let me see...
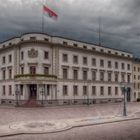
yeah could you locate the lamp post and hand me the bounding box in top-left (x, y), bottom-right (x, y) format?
top-left (41, 87), bottom-right (44, 106)
top-left (120, 83), bottom-right (128, 116)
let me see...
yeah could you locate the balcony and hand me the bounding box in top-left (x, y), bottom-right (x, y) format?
top-left (14, 74), bottom-right (57, 83)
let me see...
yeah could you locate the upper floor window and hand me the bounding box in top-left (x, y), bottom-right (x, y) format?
top-left (21, 51), bottom-right (24, 60)
top-left (108, 61), bottom-right (112, 68)
top-left (44, 51), bottom-right (49, 59)
top-left (115, 87), bottom-right (118, 95)
top-left (62, 54), bottom-right (68, 62)
top-left (100, 86), bottom-right (104, 96)
top-left (30, 66), bottom-right (36, 74)
top-left (2, 69), bottom-right (6, 80)
top-left (2, 56), bottom-right (5, 64)
top-left (73, 69), bottom-right (78, 80)
top-left (73, 85), bottom-right (78, 96)
top-left (108, 87), bottom-right (111, 95)
top-left (134, 66), bottom-right (136, 71)
top-left (121, 63), bottom-right (125, 70)
top-left (9, 69), bottom-right (12, 79)
top-left (83, 57), bottom-right (87, 65)
top-left (100, 71), bottom-right (104, 81)
top-left (92, 86), bottom-right (96, 96)
top-left (92, 71), bottom-right (96, 81)
top-left (83, 70), bottom-right (88, 80)
top-left (21, 67), bottom-right (24, 74)
top-left (121, 73), bottom-right (125, 82)
top-left (73, 55), bottom-right (78, 64)
top-left (2, 85), bottom-right (5, 96)
top-left (127, 74), bottom-right (131, 83)
top-left (115, 73), bottom-right (118, 82)
top-left (63, 85), bottom-right (68, 96)
top-left (127, 64), bottom-right (130, 70)
top-left (83, 86), bottom-right (87, 96)
top-left (9, 85), bottom-right (12, 96)
top-left (108, 72), bottom-right (112, 82)
top-left (44, 67), bottom-right (49, 75)
top-left (9, 54), bottom-right (12, 63)
top-left (100, 59), bottom-right (104, 67)
top-left (115, 62), bottom-right (118, 69)
top-left (92, 58), bottom-right (96, 66)
top-left (63, 68), bottom-right (68, 79)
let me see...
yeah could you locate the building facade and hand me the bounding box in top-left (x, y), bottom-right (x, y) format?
top-left (0, 33), bottom-right (136, 106)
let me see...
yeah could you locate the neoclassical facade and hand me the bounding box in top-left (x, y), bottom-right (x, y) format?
top-left (0, 33), bottom-right (137, 106)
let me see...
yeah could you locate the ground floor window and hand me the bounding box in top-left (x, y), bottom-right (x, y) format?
top-left (83, 86), bottom-right (87, 96)
top-left (9, 85), bottom-right (12, 96)
top-left (2, 85), bottom-right (5, 96)
top-left (73, 85), bottom-right (78, 96)
top-left (63, 85), bottom-right (68, 96)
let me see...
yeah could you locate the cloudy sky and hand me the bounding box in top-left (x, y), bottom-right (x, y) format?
top-left (0, 0), bottom-right (140, 56)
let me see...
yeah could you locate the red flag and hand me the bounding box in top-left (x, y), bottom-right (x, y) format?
top-left (43, 5), bottom-right (58, 19)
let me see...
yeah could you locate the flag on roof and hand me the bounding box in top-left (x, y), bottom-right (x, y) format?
top-left (43, 5), bottom-right (58, 19)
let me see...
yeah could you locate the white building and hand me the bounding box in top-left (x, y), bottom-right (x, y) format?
top-left (0, 33), bottom-right (135, 106)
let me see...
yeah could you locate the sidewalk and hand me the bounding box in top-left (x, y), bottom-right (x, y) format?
top-left (0, 114), bottom-right (140, 137)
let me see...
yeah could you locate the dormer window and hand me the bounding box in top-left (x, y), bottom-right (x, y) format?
top-left (83, 45), bottom-right (87, 49)
top-left (121, 54), bottom-right (125, 56)
top-left (63, 41), bottom-right (68, 45)
top-left (44, 38), bottom-right (49, 42)
top-left (9, 43), bottom-right (12, 46)
top-left (115, 52), bottom-right (118, 55)
top-left (30, 37), bottom-right (36, 40)
top-left (92, 47), bottom-right (95, 50)
top-left (21, 39), bottom-right (24, 41)
top-left (108, 51), bottom-right (111, 54)
top-left (100, 49), bottom-right (104, 52)
top-left (73, 43), bottom-right (78, 47)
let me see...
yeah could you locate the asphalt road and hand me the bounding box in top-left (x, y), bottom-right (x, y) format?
top-left (1, 119), bottom-right (140, 140)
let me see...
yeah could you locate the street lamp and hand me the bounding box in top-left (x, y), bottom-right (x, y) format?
top-left (120, 83), bottom-right (128, 116)
top-left (40, 87), bottom-right (44, 106)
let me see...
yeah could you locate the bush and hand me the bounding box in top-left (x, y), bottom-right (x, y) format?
top-left (137, 98), bottom-right (140, 102)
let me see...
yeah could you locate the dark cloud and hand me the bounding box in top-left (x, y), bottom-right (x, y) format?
top-left (0, 0), bottom-right (140, 56)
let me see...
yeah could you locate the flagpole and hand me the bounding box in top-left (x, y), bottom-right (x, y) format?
top-left (42, 0), bottom-right (45, 33)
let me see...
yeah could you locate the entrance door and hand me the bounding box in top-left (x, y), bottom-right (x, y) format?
top-left (29, 85), bottom-right (37, 99)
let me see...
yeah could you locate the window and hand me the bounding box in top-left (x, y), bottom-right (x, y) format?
top-left (92, 58), bottom-right (96, 66)
top-left (138, 67), bottom-right (140, 72)
top-left (63, 54), bottom-right (68, 62)
top-left (121, 63), bottom-right (125, 70)
top-left (100, 49), bottom-right (104, 52)
top-left (92, 71), bottom-right (96, 81)
top-left (21, 67), bottom-right (24, 74)
top-left (63, 85), bottom-right (68, 96)
top-left (30, 66), bottom-right (36, 74)
top-left (115, 73), bottom-right (118, 82)
top-left (44, 51), bottom-right (49, 59)
top-left (63, 68), bottom-right (68, 79)
top-left (108, 61), bottom-right (112, 68)
top-left (83, 70), bottom-right (88, 80)
top-left (73, 43), bottom-right (78, 47)
top-left (9, 54), bottom-right (12, 63)
top-left (20, 85), bottom-right (23, 96)
top-left (2, 69), bottom-right (6, 80)
top-left (44, 67), bottom-right (49, 75)
top-left (9, 85), bottom-right (12, 96)
top-left (73, 69), bottom-right (78, 80)
top-left (92, 86), bottom-right (96, 96)
top-left (47, 85), bottom-right (50, 96)
top-left (73, 85), bottom-right (78, 96)
top-left (108, 51), bottom-right (111, 54)
top-left (115, 87), bottom-right (118, 95)
top-left (127, 74), bottom-right (131, 83)
top-left (100, 71), bottom-right (104, 81)
top-left (9, 69), bottom-right (12, 79)
top-left (2, 56), bottom-right (5, 64)
top-left (2, 86), bottom-right (5, 96)
top-left (134, 66), bottom-right (136, 71)
top-left (83, 86), bottom-right (87, 96)
top-left (121, 73), bottom-right (125, 82)
top-left (21, 51), bottom-right (24, 60)
top-left (100, 59), bottom-right (104, 67)
top-left (73, 55), bottom-right (78, 64)
top-left (100, 86), bottom-right (104, 96)
top-left (30, 37), bottom-right (36, 40)
top-left (115, 62), bottom-right (118, 69)
top-left (44, 38), bottom-right (49, 41)
top-left (127, 64), bottom-right (130, 70)
top-left (63, 41), bottom-right (68, 45)
top-left (83, 57), bottom-right (87, 65)
top-left (83, 45), bottom-right (87, 49)
top-left (108, 87), bottom-right (111, 95)
top-left (108, 72), bottom-right (112, 82)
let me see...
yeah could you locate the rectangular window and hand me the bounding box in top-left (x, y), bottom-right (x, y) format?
top-left (83, 57), bottom-right (87, 65)
top-left (100, 59), bottom-right (104, 67)
top-left (20, 85), bottom-right (23, 96)
top-left (121, 73), bottom-right (125, 82)
top-left (2, 69), bottom-right (6, 80)
top-left (127, 64), bottom-right (130, 70)
top-left (108, 61), bottom-right (112, 68)
top-left (3, 85), bottom-right (5, 96)
top-left (121, 63), bottom-right (125, 70)
top-left (115, 73), bottom-right (118, 82)
top-left (30, 66), bottom-right (36, 74)
top-left (9, 85), bottom-right (12, 95)
top-left (63, 68), bottom-right (68, 79)
top-left (44, 67), bottom-right (49, 75)
top-left (127, 74), bottom-right (131, 83)
top-left (100, 86), bottom-right (104, 96)
top-left (73, 69), bottom-right (78, 80)
top-left (21, 67), bottom-right (24, 74)
top-left (73, 85), bottom-right (78, 96)
top-left (92, 58), bottom-right (96, 66)
top-left (92, 71), bottom-right (96, 81)
top-left (63, 54), bottom-right (68, 62)
top-left (9, 54), bottom-right (12, 63)
top-left (115, 87), bottom-right (118, 95)
top-left (92, 86), bottom-right (96, 96)
top-left (83, 70), bottom-right (88, 80)
top-left (108, 73), bottom-right (112, 82)
top-left (21, 51), bottom-right (24, 60)
top-left (44, 51), bottom-right (49, 59)
top-left (63, 41), bottom-right (68, 45)
top-left (115, 62), bottom-right (118, 69)
top-left (73, 55), bottom-right (78, 64)
top-left (9, 69), bottom-right (12, 79)
top-left (2, 56), bottom-right (5, 64)
top-left (108, 87), bottom-right (111, 95)
top-left (63, 85), bottom-right (68, 96)
top-left (83, 86), bottom-right (87, 96)
top-left (100, 71), bottom-right (104, 81)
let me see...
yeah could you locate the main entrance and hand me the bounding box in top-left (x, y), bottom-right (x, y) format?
top-left (29, 84), bottom-right (37, 99)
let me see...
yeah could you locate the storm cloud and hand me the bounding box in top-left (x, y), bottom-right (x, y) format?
top-left (0, 0), bottom-right (140, 56)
